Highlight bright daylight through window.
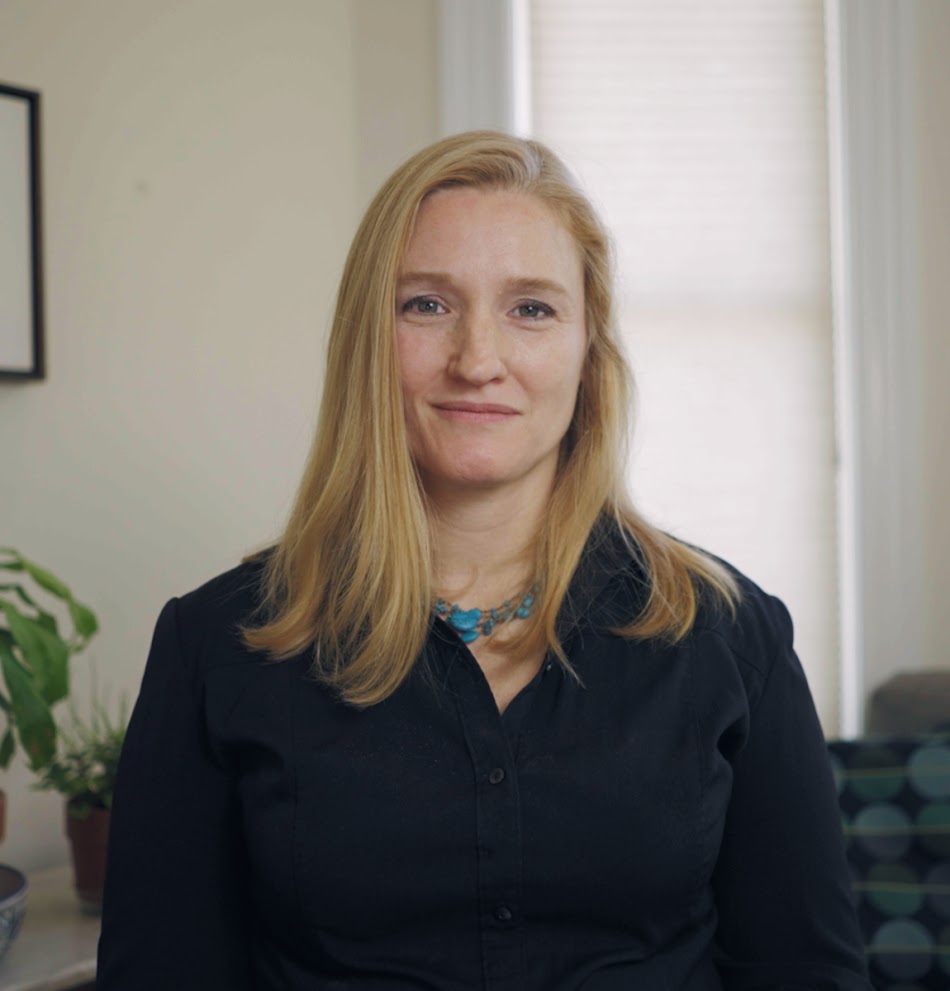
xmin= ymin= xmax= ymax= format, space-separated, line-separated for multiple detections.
xmin=527 ymin=0 xmax=839 ymax=728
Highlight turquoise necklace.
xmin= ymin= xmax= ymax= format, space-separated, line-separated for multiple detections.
xmin=434 ymin=584 xmax=539 ymax=644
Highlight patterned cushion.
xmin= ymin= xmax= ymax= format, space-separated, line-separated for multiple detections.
xmin=828 ymin=735 xmax=950 ymax=990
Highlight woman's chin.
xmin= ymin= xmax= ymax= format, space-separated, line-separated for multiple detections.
xmin=421 ymin=471 xmax=510 ymax=495
xmin=417 ymin=457 xmax=557 ymax=501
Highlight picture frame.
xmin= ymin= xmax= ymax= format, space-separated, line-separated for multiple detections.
xmin=0 ymin=82 xmax=44 ymax=380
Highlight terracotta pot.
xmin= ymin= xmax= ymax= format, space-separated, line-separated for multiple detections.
xmin=64 ymin=802 xmax=110 ymax=915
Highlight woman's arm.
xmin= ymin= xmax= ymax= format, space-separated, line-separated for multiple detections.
xmin=97 ymin=598 xmax=254 ymax=989
xmin=711 ymin=596 xmax=871 ymax=991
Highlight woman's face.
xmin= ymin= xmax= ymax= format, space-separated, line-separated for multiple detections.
xmin=395 ymin=186 xmax=587 ymax=503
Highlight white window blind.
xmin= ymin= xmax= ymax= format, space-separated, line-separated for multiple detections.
xmin=529 ymin=0 xmax=840 ymax=729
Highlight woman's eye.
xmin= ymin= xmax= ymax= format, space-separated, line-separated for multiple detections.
xmin=513 ymin=301 xmax=553 ymax=319
xmin=403 ymin=296 xmax=447 ymax=316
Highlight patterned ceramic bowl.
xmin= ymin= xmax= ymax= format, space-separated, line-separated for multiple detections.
xmin=0 ymin=864 xmax=28 ymax=961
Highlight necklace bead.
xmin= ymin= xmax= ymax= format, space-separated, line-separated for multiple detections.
xmin=433 ymin=584 xmax=539 ymax=643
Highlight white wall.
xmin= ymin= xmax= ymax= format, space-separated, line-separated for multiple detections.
xmin=0 ymin=0 xmax=436 ymax=872
xmin=351 ymin=0 xmax=439 ymax=207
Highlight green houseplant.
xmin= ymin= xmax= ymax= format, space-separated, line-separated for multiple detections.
xmin=34 ymin=696 xmax=127 ymax=913
xmin=0 ymin=547 xmax=99 ymax=773
xmin=33 ymin=697 xmax=127 ymax=818
xmin=0 ymin=547 xmax=120 ymax=912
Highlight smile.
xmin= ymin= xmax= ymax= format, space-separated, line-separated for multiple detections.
xmin=432 ymin=402 xmax=520 ymax=422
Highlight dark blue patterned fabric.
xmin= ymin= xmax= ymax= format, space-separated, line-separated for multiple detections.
xmin=828 ymin=735 xmax=950 ymax=990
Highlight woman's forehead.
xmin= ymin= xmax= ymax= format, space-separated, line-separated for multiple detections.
xmin=400 ymin=187 xmax=583 ymax=286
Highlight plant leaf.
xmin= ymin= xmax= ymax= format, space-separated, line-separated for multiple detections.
xmin=0 ymin=601 xmax=70 ymax=704
xmin=0 ymin=728 xmax=14 ymax=768
xmin=0 ymin=582 xmax=39 ymax=607
xmin=0 ymin=638 xmax=56 ymax=770
xmin=0 ymin=583 xmax=61 ymax=634
xmin=0 ymin=582 xmax=34 ymax=602
xmin=13 ymin=554 xmax=72 ymax=601
xmin=0 ymin=551 xmax=97 ymax=647
xmin=68 ymin=600 xmax=99 ymax=640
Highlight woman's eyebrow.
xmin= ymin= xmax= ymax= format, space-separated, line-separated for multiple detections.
xmin=503 ymin=277 xmax=571 ymax=299
xmin=396 ymin=273 xmax=571 ymax=299
xmin=396 ymin=271 xmax=454 ymax=289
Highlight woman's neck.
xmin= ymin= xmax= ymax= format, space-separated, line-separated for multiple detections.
xmin=427 ymin=484 xmax=546 ymax=609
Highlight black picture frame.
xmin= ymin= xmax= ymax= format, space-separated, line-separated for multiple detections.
xmin=0 ymin=82 xmax=44 ymax=380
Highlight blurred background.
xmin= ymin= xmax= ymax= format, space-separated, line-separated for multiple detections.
xmin=0 ymin=0 xmax=947 ymax=873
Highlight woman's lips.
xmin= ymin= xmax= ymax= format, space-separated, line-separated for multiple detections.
xmin=432 ymin=401 xmax=519 ymax=422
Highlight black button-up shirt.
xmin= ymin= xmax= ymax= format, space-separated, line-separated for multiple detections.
xmin=98 ymin=526 xmax=871 ymax=990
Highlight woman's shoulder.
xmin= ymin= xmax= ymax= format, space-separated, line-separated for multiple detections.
xmin=597 ymin=522 xmax=798 ymax=684
xmin=162 ymin=553 xmax=273 ymax=668
xmin=692 ymin=559 xmax=793 ymax=666
xmin=592 ymin=520 xmax=794 ymax=667
xmin=177 ymin=553 xmax=268 ymax=612
xmin=686 ymin=555 xmax=800 ymax=718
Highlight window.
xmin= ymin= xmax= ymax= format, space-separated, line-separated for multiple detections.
xmin=438 ymin=0 xmax=926 ymax=735
xmin=528 ymin=0 xmax=839 ymax=728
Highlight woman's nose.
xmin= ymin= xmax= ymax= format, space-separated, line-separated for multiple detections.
xmin=448 ymin=311 xmax=508 ymax=385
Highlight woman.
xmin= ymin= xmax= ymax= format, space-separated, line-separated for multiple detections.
xmin=98 ymin=131 xmax=870 ymax=990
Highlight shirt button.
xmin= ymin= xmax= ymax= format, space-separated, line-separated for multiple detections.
xmin=488 ymin=767 xmax=505 ymax=785
xmin=494 ymin=905 xmax=513 ymax=922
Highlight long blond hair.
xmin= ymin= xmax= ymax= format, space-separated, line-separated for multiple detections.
xmin=243 ymin=130 xmax=737 ymax=705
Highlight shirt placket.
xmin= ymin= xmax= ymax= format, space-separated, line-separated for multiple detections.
xmin=444 ymin=640 xmax=526 ymax=991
